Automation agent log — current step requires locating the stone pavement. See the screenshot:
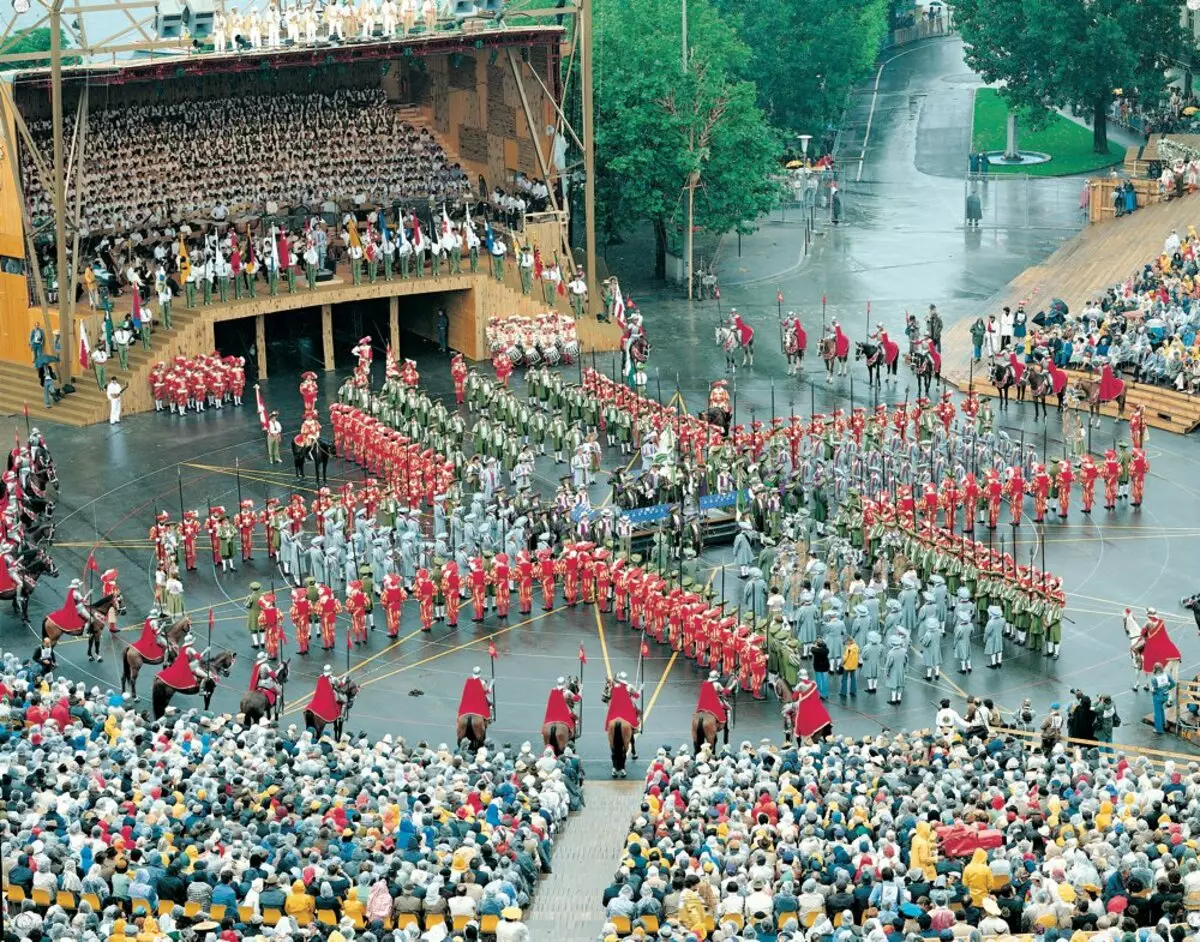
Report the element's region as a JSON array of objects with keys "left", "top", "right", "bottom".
[{"left": 524, "top": 780, "right": 644, "bottom": 940}]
